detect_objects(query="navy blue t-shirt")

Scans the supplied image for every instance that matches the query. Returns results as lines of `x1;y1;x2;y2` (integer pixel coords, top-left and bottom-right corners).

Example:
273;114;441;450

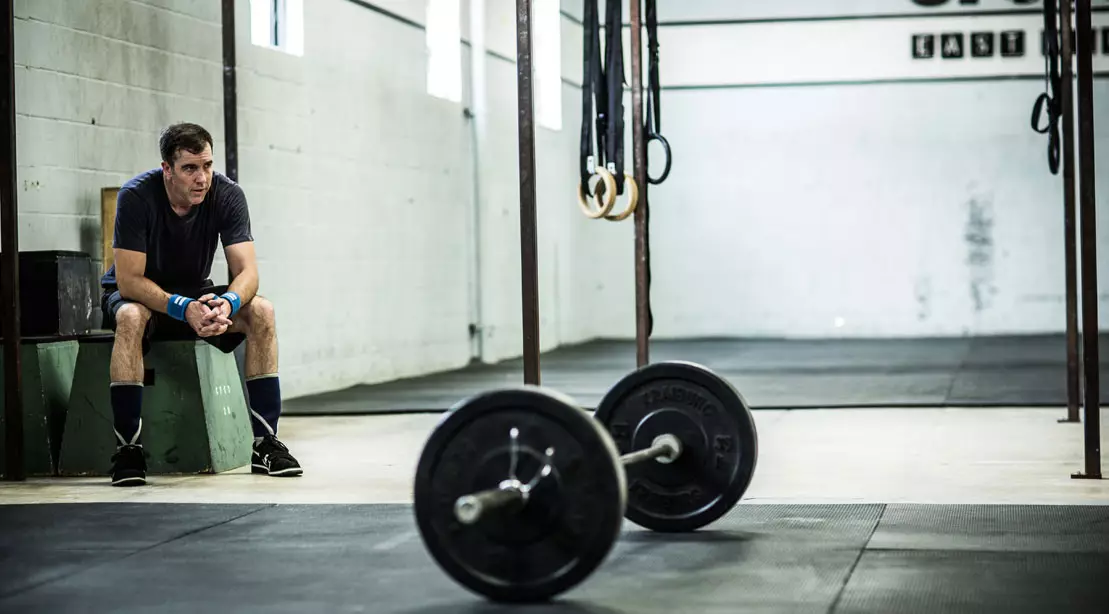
100;169;253;291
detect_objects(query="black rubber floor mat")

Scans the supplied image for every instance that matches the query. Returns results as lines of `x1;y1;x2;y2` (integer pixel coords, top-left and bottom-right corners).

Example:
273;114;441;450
281;334;1106;414
0;503;269;598
0;503;878;614
2;503;1107;614
868;504;1109;553
834;550;1109;614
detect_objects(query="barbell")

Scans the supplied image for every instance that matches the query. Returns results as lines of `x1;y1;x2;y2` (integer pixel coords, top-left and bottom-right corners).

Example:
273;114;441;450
412;361;759;603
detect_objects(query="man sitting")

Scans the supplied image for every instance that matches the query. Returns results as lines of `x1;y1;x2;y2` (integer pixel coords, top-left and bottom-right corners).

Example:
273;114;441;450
99;122;302;486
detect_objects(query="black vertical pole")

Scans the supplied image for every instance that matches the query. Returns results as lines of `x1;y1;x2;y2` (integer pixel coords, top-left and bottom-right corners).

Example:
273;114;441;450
1059;0;1080;424
1072;0;1101;480
630;0;650;368
515;0;540;385
0;0;23;482
222;0;238;183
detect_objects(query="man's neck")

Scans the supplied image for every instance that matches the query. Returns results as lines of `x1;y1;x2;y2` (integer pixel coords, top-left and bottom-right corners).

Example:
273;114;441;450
164;178;193;217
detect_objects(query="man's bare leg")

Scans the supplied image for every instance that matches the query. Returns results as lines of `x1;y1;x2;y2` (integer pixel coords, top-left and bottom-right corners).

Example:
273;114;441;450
229;296;301;476
110;303;148;384
237;296;278;379
109;303;150;486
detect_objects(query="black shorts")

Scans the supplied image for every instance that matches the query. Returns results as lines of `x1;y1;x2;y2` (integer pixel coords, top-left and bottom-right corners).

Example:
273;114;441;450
101;282;246;355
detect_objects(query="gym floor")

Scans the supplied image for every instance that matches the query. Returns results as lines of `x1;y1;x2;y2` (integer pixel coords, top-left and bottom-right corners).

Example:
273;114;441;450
2;337;1108;613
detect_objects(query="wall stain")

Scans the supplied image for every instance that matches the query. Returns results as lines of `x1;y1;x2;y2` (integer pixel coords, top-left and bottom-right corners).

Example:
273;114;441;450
915;276;931;321
965;195;996;312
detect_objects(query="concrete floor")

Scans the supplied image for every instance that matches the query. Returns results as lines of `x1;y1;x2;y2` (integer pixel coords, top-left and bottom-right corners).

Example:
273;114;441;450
1;407;1106;506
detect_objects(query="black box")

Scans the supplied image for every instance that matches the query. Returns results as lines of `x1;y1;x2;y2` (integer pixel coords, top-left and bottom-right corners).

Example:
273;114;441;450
17;251;96;336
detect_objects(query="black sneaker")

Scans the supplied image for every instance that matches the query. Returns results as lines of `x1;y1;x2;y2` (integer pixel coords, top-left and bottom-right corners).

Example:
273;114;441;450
252;435;303;477
110;444;147;486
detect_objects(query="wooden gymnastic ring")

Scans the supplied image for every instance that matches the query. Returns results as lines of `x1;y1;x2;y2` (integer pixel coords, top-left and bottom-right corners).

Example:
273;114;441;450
577;167;617;219
600;174;638;222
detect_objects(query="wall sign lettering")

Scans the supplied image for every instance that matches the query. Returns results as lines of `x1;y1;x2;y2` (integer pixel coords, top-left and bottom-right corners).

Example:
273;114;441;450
913;34;937;58
1001;30;1025;57
942;33;966;57
971;32;995;57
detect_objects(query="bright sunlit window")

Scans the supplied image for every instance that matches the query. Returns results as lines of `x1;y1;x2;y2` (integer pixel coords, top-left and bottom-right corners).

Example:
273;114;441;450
427;0;463;103
534;0;562;130
250;0;304;56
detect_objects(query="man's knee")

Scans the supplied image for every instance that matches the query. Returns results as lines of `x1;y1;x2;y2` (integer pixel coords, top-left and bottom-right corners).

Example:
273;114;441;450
243;296;276;332
115;302;151;337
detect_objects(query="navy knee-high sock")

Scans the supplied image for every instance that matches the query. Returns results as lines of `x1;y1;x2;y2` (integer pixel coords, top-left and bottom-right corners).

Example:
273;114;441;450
246;375;281;440
110;383;143;446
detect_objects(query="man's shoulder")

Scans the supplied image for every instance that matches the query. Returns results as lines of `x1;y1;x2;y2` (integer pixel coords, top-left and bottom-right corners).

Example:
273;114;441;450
210;172;246;204
119;168;162;201
121;168;161;191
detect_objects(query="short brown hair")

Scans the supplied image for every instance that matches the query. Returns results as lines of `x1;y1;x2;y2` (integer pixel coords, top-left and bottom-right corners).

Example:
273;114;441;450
159;123;214;166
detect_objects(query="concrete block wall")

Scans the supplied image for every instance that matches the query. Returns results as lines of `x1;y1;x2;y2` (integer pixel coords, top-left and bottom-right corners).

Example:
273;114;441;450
11;0;609;399
13;0;225;269
581;0;1109;339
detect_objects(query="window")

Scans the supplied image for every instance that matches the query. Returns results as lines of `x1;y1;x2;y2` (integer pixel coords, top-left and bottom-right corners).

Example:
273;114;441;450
427;0;463;103
534;0;562;130
250;0;304;56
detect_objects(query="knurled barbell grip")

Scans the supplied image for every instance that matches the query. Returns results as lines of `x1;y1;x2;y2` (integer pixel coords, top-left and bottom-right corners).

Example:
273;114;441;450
454;483;526;525
620;434;683;466
454;434;681;525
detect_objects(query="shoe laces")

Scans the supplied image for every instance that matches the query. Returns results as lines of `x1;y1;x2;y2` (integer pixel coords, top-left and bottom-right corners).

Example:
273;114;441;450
258;435;289;454
112;444;144;461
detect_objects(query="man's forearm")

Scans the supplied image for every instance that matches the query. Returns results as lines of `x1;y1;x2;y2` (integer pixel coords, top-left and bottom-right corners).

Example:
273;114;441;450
118;276;174;314
226;266;259;306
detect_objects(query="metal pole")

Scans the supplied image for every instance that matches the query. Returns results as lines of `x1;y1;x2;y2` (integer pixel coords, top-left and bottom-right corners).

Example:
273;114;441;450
630;0;650;367
221;0;240;374
1072;0;1100;480
221;0;239;183
1059;0;1080;424
0;0;24;481
466;0;487;364
515;0;540;385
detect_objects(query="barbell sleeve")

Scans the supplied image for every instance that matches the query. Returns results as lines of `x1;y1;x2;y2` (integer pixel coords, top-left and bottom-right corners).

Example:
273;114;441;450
454;482;526;525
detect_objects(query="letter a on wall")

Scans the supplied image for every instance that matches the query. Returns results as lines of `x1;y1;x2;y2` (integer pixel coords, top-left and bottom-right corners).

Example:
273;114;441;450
942;33;965;58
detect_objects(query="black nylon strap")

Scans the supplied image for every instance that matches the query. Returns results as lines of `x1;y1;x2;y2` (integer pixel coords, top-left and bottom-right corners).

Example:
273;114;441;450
578;0;624;195
579;0;604;189
1032;0;1061;175
604;0;625;194
644;0;670;185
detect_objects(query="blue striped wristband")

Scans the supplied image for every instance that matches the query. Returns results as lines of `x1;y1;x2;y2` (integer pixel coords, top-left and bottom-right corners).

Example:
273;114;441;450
220;292;241;317
167;294;194;321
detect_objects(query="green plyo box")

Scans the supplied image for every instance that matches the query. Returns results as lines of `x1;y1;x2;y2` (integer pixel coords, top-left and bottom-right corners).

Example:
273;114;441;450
58;338;253;476
0;339;79;477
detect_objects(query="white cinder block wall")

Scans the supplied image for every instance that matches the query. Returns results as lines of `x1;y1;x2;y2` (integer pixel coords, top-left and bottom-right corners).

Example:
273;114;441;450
225;0;479;396
13;0;226;268
585;0;1109;340
12;0;1109;400
12;0;609;399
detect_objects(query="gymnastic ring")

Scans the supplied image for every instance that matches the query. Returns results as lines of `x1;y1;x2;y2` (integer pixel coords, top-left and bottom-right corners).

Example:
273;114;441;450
646;133;672;185
577;167;617;219
601;173;638;222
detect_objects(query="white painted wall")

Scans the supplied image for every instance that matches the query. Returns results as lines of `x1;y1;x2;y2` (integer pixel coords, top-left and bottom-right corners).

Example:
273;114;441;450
11;0;606;399
583;1;1109;339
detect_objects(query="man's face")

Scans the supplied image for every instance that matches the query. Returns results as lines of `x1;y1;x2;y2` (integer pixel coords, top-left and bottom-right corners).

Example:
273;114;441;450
162;144;213;206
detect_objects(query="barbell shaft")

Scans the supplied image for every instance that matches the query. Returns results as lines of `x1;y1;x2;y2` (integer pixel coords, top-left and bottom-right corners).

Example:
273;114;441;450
620;434;682;466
